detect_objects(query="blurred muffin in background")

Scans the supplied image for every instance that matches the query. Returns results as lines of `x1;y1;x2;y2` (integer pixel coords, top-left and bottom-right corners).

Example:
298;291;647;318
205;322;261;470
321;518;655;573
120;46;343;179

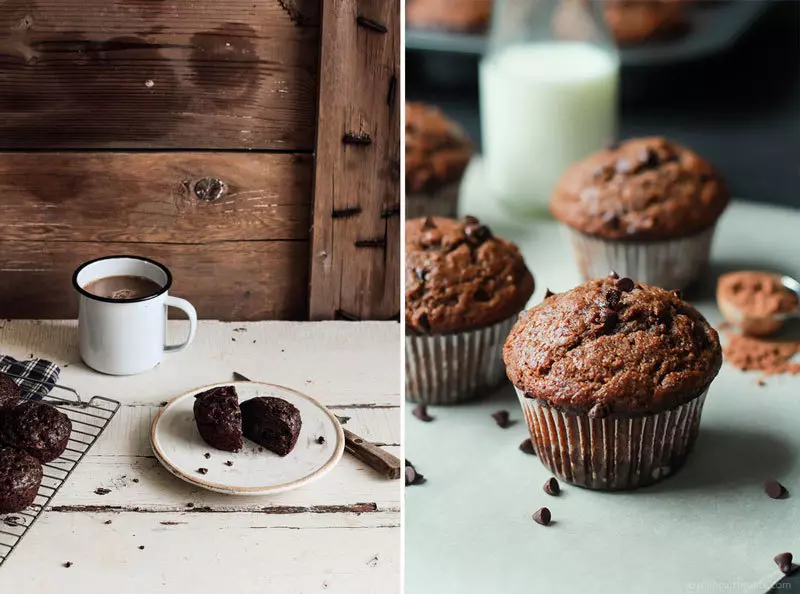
550;136;729;290
604;0;689;45
406;0;493;33
406;102;473;219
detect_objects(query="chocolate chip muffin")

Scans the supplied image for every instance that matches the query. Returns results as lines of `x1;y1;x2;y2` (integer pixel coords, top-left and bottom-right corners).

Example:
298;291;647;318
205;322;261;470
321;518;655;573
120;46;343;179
407;0;492;33
0;375;20;412
0;402;72;463
193;386;243;452
0;448;42;513
240;397;302;457
406;102;473;219
406;216;534;404
551;137;730;290
604;0;688;46
504;275;722;489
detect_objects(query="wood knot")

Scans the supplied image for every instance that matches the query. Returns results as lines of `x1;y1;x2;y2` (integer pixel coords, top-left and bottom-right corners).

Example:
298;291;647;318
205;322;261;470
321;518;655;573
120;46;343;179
192;178;228;201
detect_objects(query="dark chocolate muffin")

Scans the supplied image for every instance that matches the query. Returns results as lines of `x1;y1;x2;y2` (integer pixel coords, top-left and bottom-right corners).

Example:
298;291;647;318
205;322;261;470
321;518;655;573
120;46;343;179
551;137;729;241
0;375;20;412
406;216;534;335
603;0;688;46
0;402;72;463
240;397;302;457
406;0;492;32
193;386;243;452
0;447;42;513
504;276;722;489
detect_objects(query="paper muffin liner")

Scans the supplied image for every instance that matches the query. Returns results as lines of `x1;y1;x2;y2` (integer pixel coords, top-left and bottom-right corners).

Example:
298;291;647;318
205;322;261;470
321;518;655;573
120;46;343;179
566;226;716;290
515;388;709;490
406;315;517;405
405;181;460;220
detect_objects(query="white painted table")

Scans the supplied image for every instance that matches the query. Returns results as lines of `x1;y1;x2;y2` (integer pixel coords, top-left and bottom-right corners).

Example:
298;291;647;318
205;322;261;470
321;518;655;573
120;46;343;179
0;320;400;594
406;160;800;594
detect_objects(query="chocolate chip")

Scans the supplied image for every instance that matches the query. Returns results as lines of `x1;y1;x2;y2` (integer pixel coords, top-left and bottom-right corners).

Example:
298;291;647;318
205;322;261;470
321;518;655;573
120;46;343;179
532;507;551;526
774;552;794;575
465;224;492;245
421;217;436;229
639;147;660;169
204;452;211;459
197;468;208;475
473;286;492;302
412;404;433;422
608;271;619;279
463;215;480;225
604;288;621;308
336;415;351;424
588;402;609;419
492;410;511;428
764;479;787;499
132;478;139;483
94;488;111;495
519;439;537;455
544;289;555;299
756;379;766;387
186;502;195;508
543;477;561;496
617;277;634;292
138;545;145;550
316;436;326;444
63;562;73;568
224;461;233;466
405;466;416;486
104;520;112;525
417;313;431;333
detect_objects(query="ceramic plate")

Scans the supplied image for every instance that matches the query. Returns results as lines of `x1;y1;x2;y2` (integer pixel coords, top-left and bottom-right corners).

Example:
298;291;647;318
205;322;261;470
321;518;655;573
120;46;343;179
151;381;344;495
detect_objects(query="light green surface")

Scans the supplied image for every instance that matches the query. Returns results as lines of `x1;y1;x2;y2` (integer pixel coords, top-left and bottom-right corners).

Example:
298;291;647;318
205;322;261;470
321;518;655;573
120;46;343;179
405;161;800;594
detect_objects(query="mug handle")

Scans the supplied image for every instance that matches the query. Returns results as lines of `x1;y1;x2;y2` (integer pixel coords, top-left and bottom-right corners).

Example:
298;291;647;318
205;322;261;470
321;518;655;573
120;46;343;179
164;296;198;353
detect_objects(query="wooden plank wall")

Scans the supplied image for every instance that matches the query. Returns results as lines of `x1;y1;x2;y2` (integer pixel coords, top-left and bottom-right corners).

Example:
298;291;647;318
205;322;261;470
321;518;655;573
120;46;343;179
309;0;401;322
0;0;321;320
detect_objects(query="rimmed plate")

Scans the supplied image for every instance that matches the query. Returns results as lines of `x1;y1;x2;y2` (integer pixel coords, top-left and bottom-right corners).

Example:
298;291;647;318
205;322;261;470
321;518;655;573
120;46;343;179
151;381;344;495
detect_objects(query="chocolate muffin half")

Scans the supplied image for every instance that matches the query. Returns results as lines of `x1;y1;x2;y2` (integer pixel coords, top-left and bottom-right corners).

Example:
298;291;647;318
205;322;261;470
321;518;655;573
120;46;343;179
0;402;72;463
193;386;243;452
240;397;302;457
406;216;534;404
550;136;729;290
0;448;43;513
0;375;20;412
504;276;722;490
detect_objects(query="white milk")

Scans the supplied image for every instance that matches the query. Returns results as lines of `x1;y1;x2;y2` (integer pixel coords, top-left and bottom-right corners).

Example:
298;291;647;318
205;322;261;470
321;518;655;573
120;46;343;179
479;42;619;216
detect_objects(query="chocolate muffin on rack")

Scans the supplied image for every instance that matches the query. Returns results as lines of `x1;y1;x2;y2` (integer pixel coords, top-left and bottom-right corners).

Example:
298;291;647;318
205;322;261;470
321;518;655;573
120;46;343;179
0;375;20;412
405;216;534;405
193;385;243;452
0;402;72;463
0;447;43;513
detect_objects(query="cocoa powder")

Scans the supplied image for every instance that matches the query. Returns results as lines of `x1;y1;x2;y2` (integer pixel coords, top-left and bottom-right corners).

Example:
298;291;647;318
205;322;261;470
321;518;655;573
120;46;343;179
723;332;800;375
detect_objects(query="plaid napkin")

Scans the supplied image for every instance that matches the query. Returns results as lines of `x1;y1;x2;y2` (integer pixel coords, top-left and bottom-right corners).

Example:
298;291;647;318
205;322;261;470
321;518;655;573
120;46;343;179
0;356;60;401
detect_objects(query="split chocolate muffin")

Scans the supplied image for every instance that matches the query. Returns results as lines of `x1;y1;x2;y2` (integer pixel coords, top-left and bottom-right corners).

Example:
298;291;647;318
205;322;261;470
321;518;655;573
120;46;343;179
240;397;302;457
504;275;721;489
550;137;729;290
406;102;473;219
0;402;72;463
193;386;243;452
406;216;534;404
0;447;43;513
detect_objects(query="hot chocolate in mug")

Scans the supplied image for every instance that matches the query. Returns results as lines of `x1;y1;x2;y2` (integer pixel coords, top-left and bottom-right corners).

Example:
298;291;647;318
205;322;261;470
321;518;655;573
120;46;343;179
73;256;198;375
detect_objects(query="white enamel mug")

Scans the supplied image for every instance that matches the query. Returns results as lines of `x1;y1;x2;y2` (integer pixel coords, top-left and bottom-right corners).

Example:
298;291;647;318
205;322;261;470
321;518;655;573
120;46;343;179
73;256;198;375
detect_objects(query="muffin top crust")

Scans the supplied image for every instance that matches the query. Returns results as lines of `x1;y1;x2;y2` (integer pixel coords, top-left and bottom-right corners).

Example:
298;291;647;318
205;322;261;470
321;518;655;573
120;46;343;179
405;102;473;194
550;137;729;241
406;216;534;334
503;275;722;416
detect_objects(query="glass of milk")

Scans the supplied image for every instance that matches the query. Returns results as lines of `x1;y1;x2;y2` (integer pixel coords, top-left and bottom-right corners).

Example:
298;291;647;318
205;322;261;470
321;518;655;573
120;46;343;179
480;0;620;216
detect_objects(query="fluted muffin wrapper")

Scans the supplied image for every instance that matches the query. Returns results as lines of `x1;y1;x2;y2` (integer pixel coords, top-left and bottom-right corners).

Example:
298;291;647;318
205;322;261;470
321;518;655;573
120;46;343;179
566;226;716;290
406;315;517;405
515;387;708;490
405;181;460;220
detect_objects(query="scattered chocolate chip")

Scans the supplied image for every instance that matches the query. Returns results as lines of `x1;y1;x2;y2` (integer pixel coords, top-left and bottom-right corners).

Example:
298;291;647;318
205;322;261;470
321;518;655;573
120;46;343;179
774;552;794;575
756;379;766;387
421;217;436;229
94;488;111;496
204;452;211;459
63;562;73;568
464;224;493;245
336;415;351;424
519;439;537;455
608;271;619;279
186;503;195;508
492;410;511;428
588;402;609;419
159;401;168;407
316;436;326;444
138;545;145;550
544;289;555;299
615;158;633;174
104;520;112;525
764;479;787;499
132;478;139;483
463;215;480;225
412;404;433;422
543;477;561;496
532;507;551;526
197;468;208;475
224;461;233;466
617;277;634;292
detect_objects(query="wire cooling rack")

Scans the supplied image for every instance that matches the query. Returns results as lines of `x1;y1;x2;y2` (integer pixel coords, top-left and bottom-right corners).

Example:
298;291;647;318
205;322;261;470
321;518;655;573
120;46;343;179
0;373;120;568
